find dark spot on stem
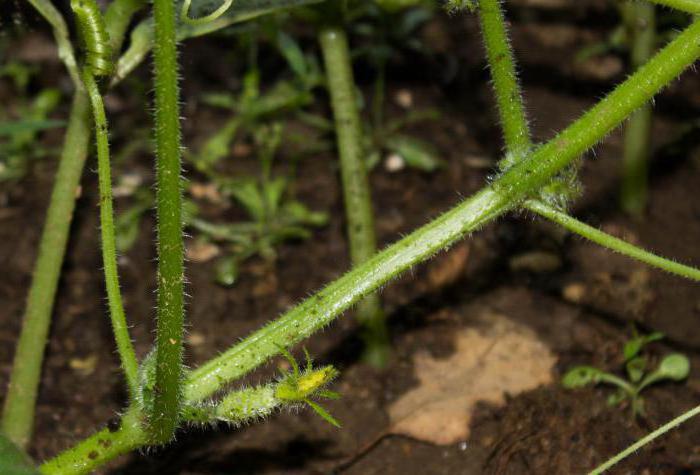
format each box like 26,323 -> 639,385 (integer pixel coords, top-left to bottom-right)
107,417 -> 121,432
88,450 -> 99,460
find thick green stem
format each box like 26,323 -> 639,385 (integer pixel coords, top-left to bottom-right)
589,403 -> 700,474
184,18 -> 700,402
318,25 -> 388,367
478,0 -> 531,155
81,70 -> 139,397
39,408 -> 146,475
150,0 -> 185,443
647,0 -> 700,13
1,93 -> 90,449
621,1 -> 656,216
526,200 -> 700,281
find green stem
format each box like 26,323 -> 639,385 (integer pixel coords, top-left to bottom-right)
647,0 -> 700,13
39,408 -> 146,475
526,200 -> 700,281
24,0 -> 80,86
81,69 -> 139,397
1,93 -> 91,449
589,403 -> 700,474
477,0 -> 531,155
621,1 -> 656,216
318,25 -> 388,367
184,18 -> 700,402
38,16 -> 700,475
150,0 -> 185,443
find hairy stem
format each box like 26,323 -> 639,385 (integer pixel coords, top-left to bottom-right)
1,93 -> 90,449
150,0 -> 185,443
478,0 -> 531,154
39,408 -> 146,475
81,69 -> 139,397
621,1 -> 656,216
185,18 -> 700,402
589,403 -> 700,474
318,25 -> 388,367
526,200 -> 700,280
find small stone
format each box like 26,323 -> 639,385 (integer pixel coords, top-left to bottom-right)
394,89 -> 413,108
509,251 -> 562,273
385,153 -> 405,172
69,354 -> 98,376
562,283 -> 586,303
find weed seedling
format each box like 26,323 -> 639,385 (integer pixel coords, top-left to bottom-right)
562,331 -> 690,416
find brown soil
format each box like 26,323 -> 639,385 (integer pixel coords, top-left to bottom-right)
2,1 -> 700,473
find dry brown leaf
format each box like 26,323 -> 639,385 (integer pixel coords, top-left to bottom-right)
388,313 -> 556,445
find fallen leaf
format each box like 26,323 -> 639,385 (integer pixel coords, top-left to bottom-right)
388,313 -> 556,445
427,243 -> 470,289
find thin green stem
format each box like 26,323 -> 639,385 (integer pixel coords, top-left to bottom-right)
647,0 -> 700,13
589,404 -> 700,474
477,0 -> 531,154
318,25 -> 388,367
24,0 -> 80,86
1,93 -> 90,449
526,200 -> 700,281
81,69 -> 139,398
621,1 -> 656,216
150,0 -> 185,443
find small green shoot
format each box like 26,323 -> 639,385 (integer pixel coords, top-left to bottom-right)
562,331 -> 690,416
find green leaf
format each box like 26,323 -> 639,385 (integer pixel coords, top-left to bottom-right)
306,400 -> 341,428
215,255 -> 240,286
277,30 -> 308,81
264,177 -> 288,216
561,366 -> 604,388
282,201 -> 328,227
0,435 -> 40,475
606,389 -> 628,406
656,353 -> 690,381
0,120 -> 65,137
625,356 -> 647,383
623,331 -> 664,361
229,180 -> 266,222
317,389 -> 341,400
384,134 -> 442,172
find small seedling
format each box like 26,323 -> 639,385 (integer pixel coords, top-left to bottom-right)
562,331 -> 690,416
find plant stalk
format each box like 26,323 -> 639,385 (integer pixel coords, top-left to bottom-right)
318,25 -> 389,367
1,93 -> 90,449
478,0 -> 531,155
525,200 -> 700,280
150,0 -> 186,443
621,1 -> 656,216
589,403 -> 700,474
81,69 -> 139,397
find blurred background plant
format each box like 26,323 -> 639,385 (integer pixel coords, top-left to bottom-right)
0,60 -> 63,182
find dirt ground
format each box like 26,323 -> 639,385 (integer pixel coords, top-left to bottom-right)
2,1 -> 700,473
